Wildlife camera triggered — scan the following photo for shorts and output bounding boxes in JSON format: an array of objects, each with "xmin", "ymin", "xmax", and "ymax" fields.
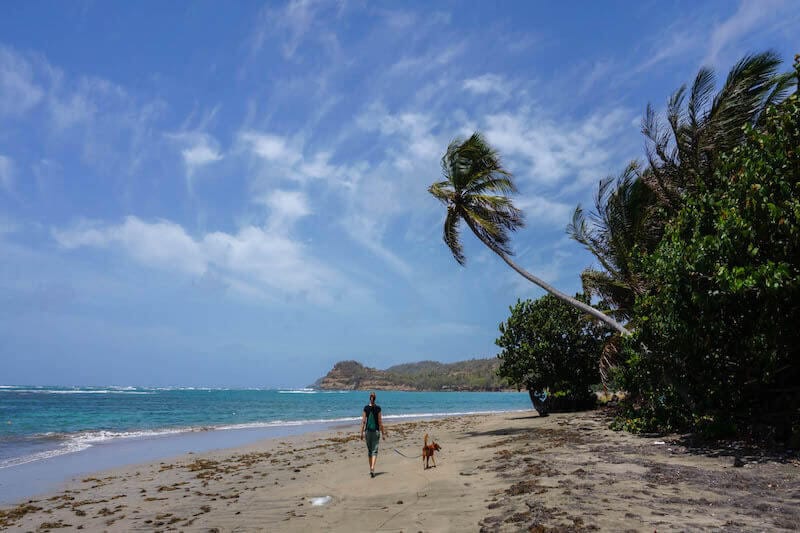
[{"xmin": 365, "ymin": 430, "xmax": 380, "ymax": 456}]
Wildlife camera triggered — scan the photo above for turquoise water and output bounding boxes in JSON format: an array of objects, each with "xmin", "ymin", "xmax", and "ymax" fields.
[{"xmin": 0, "ymin": 386, "xmax": 531, "ymax": 469}]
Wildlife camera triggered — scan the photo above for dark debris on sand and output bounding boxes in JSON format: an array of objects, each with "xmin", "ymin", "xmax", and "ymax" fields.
[{"xmin": 473, "ymin": 411, "xmax": 800, "ymax": 532}]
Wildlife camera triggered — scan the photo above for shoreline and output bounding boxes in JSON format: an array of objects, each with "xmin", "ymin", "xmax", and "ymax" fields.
[
  {"xmin": 3, "ymin": 410, "xmax": 799, "ymax": 531},
  {"xmin": 0, "ymin": 409, "xmax": 529, "ymax": 506}
]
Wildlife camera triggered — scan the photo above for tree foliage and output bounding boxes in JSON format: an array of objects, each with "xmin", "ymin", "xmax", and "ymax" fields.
[
  {"xmin": 571, "ymin": 51, "xmax": 794, "ymax": 324},
  {"xmin": 496, "ymin": 294, "xmax": 612, "ymax": 410},
  {"xmin": 619, "ymin": 61, "xmax": 800, "ymax": 437},
  {"xmin": 429, "ymin": 133, "xmax": 629, "ymax": 334}
]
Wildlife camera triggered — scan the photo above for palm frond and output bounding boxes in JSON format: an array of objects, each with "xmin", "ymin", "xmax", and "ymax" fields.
[
  {"xmin": 428, "ymin": 180, "xmax": 454, "ymax": 205},
  {"xmin": 464, "ymin": 175, "xmax": 516, "ymax": 196},
  {"xmin": 599, "ymin": 334, "xmax": 622, "ymax": 390},
  {"xmin": 756, "ymin": 71, "xmax": 796, "ymax": 125},
  {"xmin": 443, "ymin": 207, "xmax": 465, "ymax": 265},
  {"xmin": 462, "ymin": 204, "xmax": 515, "ymax": 256},
  {"xmin": 688, "ymin": 67, "xmax": 715, "ymax": 130},
  {"xmin": 567, "ymin": 205, "xmax": 590, "ymax": 247}
]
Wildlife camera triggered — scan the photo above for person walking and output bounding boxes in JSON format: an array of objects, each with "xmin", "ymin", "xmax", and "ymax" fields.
[{"xmin": 360, "ymin": 391, "xmax": 387, "ymax": 478}]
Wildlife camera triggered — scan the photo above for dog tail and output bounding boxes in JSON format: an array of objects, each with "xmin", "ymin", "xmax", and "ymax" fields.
[{"xmin": 424, "ymin": 433, "xmax": 429, "ymax": 446}]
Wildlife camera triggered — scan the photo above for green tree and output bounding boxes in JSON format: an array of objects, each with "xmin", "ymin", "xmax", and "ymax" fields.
[
  {"xmin": 621, "ymin": 56, "xmax": 800, "ymax": 437},
  {"xmin": 642, "ymin": 50, "xmax": 793, "ymax": 213},
  {"xmin": 496, "ymin": 294, "xmax": 612, "ymax": 410},
  {"xmin": 428, "ymin": 132, "xmax": 629, "ymax": 335},
  {"xmin": 570, "ymin": 51, "xmax": 794, "ymax": 324}
]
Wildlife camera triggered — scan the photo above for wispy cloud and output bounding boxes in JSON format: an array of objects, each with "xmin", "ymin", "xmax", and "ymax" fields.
[
  {"xmin": 462, "ymin": 74, "xmax": 512, "ymax": 98},
  {"xmin": 635, "ymin": 30, "xmax": 699, "ymax": 73},
  {"xmin": 705, "ymin": 0, "xmax": 795, "ymax": 65},
  {"xmin": 0, "ymin": 155, "xmax": 14, "ymax": 191},
  {"xmin": 249, "ymin": 0, "xmax": 345, "ymax": 61},
  {"xmin": 341, "ymin": 213, "xmax": 412, "ymax": 277},
  {"xmin": 0, "ymin": 47, "xmax": 44, "ymax": 116},
  {"xmin": 389, "ymin": 43, "xmax": 464, "ymax": 77},
  {"xmin": 356, "ymin": 105, "xmax": 442, "ymax": 166}
]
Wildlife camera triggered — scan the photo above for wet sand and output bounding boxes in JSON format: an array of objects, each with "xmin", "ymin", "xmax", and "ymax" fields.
[{"xmin": 2, "ymin": 410, "xmax": 799, "ymax": 531}]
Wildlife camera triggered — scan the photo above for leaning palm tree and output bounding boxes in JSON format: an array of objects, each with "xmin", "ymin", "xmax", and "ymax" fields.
[{"xmin": 428, "ymin": 132, "xmax": 630, "ymax": 335}]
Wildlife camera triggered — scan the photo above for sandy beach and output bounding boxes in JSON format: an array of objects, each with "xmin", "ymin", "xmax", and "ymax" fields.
[{"xmin": 2, "ymin": 409, "xmax": 799, "ymax": 532}]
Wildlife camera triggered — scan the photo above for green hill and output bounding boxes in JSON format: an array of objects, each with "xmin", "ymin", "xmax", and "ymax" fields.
[{"xmin": 314, "ymin": 358, "xmax": 509, "ymax": 391}]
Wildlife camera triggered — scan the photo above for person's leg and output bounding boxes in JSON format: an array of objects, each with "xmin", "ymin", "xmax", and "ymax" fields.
[
  {"xmin": 366, "ymin": 431, "xmax": 379, "ymax": 476},
  {"xmin": 372, "ymin": 434, "xmax": 380, "ymax": 473}
]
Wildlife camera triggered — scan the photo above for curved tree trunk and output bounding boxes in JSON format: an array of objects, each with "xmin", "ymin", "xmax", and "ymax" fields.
[{"xmin": 465, "ymin": 219, "xmax": 631, "ymax": 335}]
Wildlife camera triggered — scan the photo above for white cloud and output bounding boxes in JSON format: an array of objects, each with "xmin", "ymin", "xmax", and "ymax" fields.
[
  {"xmin": 239, "ymin": 130, "xmax": 361, "ymax": 191},
  {"xmin": 462, "ymin": 74, "xmax": 512, "ymax": 97},
  {"xmin": 357, "ymin": 107, "xmax": 441, "ymax": 163},
  {"xmin": 484, "ymin": 107, "xmax": 632, "ymax": 188},
  {"xmin": 299, "ymin": 151, "xmax": 335, "ymax": 180},
  {"xmin": 257, "ymin": 189, "xmax": 312, "ymax": 231},
  {"xmin": 54, "ymin": 217, "xmax": 206, "ymax": 275},
  {"xmin": 167, "ymin": 132, "xmax": 223, "ymax": 178},
  {"xmin": 516, "ymin": 196, "xmax": 573, "ymax": 224},
  {"xmin": 53, "ymin": 215, "xmax": 343, "ymax": 304},
  {"xmin": 240, "ymin": 131, "xmax": 302, "ymax": 166},
  {"xmin": 0, "ymin": 47, "xmax": 44, "ymax": 116},
  {"xmin": 184, "ymin": 141, "xmax": 222, "ymax": 169},
  {"xmin": 0, "ymin": 155, "xmax": 13, "ymax": 191}
]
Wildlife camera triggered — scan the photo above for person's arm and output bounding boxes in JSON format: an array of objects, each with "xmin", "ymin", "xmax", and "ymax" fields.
[
  {"xmin": 360, "ymin": 410, "xmax": 366, "ymax": 440},
  {"xmin": 378, "ymin": 411, "xmax": 387, "ymax": 438}
]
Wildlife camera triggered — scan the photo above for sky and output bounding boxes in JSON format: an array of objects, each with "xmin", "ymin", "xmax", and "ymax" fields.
[{"xmin": 1, "ymin": 1, "xmax": 798, "ymax": 388}]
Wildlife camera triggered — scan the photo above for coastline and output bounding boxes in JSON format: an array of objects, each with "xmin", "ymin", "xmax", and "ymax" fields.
[
  {"xmin": 0, "ymin": 408, "xmax": 526, "ymax": 507},
  {"xmin": 3, "ymin": 410, "xmax": 799, "ymax": 531}
]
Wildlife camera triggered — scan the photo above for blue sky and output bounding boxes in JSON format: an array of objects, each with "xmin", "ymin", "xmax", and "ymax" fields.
[{"xmin": 1, "ymin": 1, "xmax": 798, "ymax": 387}]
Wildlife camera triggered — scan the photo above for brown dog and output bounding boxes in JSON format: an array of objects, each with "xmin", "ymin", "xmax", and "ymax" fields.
[{"xmin": 422, "ymin": 433, "xmax": 441, "ymax": 469}]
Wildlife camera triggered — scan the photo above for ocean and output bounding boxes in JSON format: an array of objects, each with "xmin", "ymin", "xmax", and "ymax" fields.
[{"xmin": 0, "ymin": 385, "xmax": 532, "ymax": 502}]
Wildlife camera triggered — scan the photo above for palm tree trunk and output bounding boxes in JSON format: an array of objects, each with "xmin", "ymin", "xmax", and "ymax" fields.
[{"xmin": 465, "ymin": 220, "xmax": 631, "ymax": 335}]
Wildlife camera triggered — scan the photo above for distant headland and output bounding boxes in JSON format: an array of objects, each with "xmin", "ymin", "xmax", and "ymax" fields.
[{"xmin": 311, "ymin": 359, "xmax": 511, "ymax": 391}]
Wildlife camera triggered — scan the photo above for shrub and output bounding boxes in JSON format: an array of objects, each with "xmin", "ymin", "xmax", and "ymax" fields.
[
  {"xmin": 622, "ymin": 69, "xmax": 800, "ymax": 438},
  {"xmin": 496, "ymin": 294, "xmax": 612, "ymax": 411}
]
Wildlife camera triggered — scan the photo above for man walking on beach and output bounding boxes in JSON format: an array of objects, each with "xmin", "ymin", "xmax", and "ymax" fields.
[{"xmin": 361, "ymin": 391, "xmax": 387, "ymax": 478}]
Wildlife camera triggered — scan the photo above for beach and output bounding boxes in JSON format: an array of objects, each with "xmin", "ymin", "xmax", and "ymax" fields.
[{"xmin": 2, "ymin": 409, "xmax": 799, "ymax": 531}]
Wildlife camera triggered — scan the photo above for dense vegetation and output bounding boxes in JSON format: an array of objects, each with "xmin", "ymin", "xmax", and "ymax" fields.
[
  {"xmin": 617, "ymin": 59, "xmax": 800, "ymax": 438},
  {"xmin": 315, "ymin": 359, "xmax": 509, "ymax": 391},
  {"xmin": 496, "ymin": 294, "xmax": 612, "ymax": 411},
  {"xmin": 431, "ymin": 51, "xmax": 799, "ymax": 440}
]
